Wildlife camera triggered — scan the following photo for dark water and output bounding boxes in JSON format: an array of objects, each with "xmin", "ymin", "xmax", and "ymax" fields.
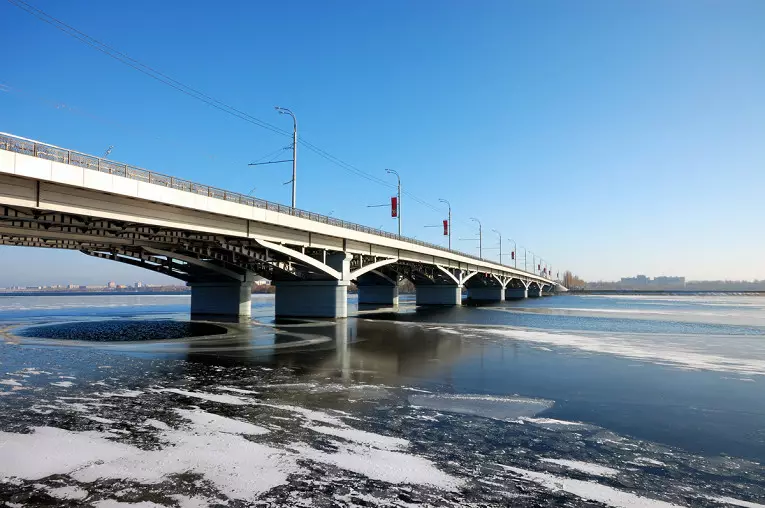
[{"xmin": 1, "ymin": 293, "xmax": 764, "ymax": 507}]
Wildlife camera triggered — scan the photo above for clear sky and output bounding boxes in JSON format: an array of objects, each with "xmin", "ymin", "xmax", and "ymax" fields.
[{"xmin": 1, "ymin": 0, "xmax": 763, "ymax": 285}]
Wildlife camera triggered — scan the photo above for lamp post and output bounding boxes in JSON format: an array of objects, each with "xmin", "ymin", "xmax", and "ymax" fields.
[
  {"xmin": 385, "ymin": 169, "xmax": 401, "ymax": 236},
  {"xmin": 507, "ymin": 238, "xmax": 517, "ymax": 268},
  {"xmin": 491, "ymin": 229, "xmax": 502, "ymax": 263},
  {"xmin": 470, "ymin": 217, "xmax": 482, "ymax": 259},
  {"xmin": 439, "ymin": 198, "xmax": 451, "ymax": 250},
  {"xmin": 274, "ymin": 106, "xmax": 297, "ymax": 208}
]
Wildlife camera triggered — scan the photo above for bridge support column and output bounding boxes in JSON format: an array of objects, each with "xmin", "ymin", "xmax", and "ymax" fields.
[
  {"xmin": 358, "ymin": 285, "xmax": 399, "ymax": 306},
  {"xmin": 527, "ymin": 287, "xmax": 543, "ymax": 298},
  {"xmin": 467, "ymin": 287, "xmax": 505, "ymax": 302},
  {"xmin": 416, "ymin": 284, "xmax": 462, "ymax": 306},
  {"xmin": 190, "ymin": 274, "xmax": 255, "ymax": 322},
  {"xmin": 505, "ymin": 288, "xmax": 528, "ymax": 300},
  {"xmin": 274, "ymin": 281, "xmax": 350, "ymax": 318}
]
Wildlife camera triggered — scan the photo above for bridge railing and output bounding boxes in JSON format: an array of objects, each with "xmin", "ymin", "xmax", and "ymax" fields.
[{"xmin": 0, "ymin": 133, "xmax": 548, "ymax": 280}]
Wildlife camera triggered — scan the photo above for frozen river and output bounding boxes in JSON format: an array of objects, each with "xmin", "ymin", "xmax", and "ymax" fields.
[{"xmin": 0, "ymin": 292, "xmax": 763, "ymax": 507}]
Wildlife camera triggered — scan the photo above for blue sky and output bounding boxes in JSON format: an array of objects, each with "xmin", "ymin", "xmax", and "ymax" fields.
[{"xmin": 1, "ymin": 0, "xmax": 764, "ymax": 285}]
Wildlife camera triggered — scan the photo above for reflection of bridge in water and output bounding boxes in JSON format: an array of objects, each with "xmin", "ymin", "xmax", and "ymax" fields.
[
  {"xmin": 0, "ymin": 133, "xmax": 562, "ymax": 321},
  {"xmin": 177, "ymin": 318, "xmax": 468, "ymax": 385}
]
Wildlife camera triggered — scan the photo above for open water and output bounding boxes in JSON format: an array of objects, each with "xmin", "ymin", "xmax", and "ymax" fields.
[{"xmin": 0, "ymin": 292, "xmax": 763, "ymax": 507}]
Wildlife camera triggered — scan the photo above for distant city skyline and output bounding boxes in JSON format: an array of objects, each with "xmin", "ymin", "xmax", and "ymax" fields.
[{"xmin": 1, "ymin": 1, "xmax": 763, "ymax": 281}]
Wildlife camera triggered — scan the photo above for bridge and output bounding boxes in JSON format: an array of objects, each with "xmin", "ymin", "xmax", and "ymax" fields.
[{"xmin": 0, "ymin": 132, "xmax": 561, "ymax": 320}]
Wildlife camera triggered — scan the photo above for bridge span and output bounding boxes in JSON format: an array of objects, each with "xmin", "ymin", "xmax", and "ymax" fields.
[{"xmin": 0, "ymin": 133, "xmax": 561, "ymax": 320}]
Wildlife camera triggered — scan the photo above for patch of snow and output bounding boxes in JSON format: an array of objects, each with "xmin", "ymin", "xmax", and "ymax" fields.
[
  {"xmin": 706, "ymin": 496, "xmax": 765, "ymax": 508},
  {"xmin": 261, "ymin": 403, "xmax": 345, "ymax": 426},
  {"xmin": 175, "ymin": 408, "xmax": 269, "ymax": 436},
  {"xmin": 50, "ymin": 381, "xmax": 74, "ymax": 388},
  {"xmin": 0, "ymin": 427, "xmax": 139, "ymax": 480},
  {"xmin": 306, "ymin": 424, "xmax": 408, "ymax": 450},
  {"xmin": 72, "ymin": 408, "xmax": 298, "ymax": 502},
  {"xmin": 540, "ymin": 458, "xmax": 619, "ymax": 477},
  {"xmin": 84, "ymin": 415, "xmax": 116, "ymax": 424},
  {"xmin": 96, "ymin": 390, "xmax": 143, "ymax": 398},
  {"xmin": 0, "ymin": 379, "xmax": 22, "ymax": 386},
  {"xmin": 153, "ymin": 388, "xmax": 251, "ymax": 405},
  {"xmin": 216, "ymin": 386, "xmax": 260, "ymax": 394},
  {"xmin": 291, "ymin": 443, "xmax": 462, "ymax": 490},
  {"xmin": 171, "ymin": 494, "xmax": 213, "ymax": 508},
  {"xmin": 632, "ymin": 457, "xmax": 666, "ymax": 467},
  {"xmin": 499, "ymin": 464, "xmax": 681, "ymax": 507},
  {"xmin": 93, "ymin": 501, "xmax": 165, "ymax": 508},
  {"xmin": 46, "ymin": 485, "xmax": 89, "ymax": 500},
  {"xmin": 143, "ymin": 419, "xmax": 170, "ymax": 431}
]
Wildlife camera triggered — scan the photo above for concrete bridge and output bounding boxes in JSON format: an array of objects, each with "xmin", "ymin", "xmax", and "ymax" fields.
[{"xmin": 0, "ymin": 132, "xmax": 562, "ymax": 320}]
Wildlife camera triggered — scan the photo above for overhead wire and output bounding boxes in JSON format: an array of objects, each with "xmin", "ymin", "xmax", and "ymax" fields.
[{"xmin": 7, "ymin": 0, "xmax": 507, "ymax": 246}]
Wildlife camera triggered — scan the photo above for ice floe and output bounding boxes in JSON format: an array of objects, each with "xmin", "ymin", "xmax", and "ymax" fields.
[
  {"xmin": 306, "ymin": 424, "xmax": 409, "ymax": 451},
  {"xmin": 539, "ymin": 458, "xmax": 620, "ymax": 477},
  {"xmin": 409, "ymin": 393, "xmax": 553, "ymax": 420},
  {"xmin": 479, "ymin": 327, "xmax": 765, "ymax": 376},
  {"xmin": 500, "ymin": 464, "xmax": 681, "ymax": 507}
]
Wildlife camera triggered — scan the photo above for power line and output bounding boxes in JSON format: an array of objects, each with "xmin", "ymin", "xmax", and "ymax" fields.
[
  {"xmin": 7, "ymin": 0, "xmax": 498, "ymax": 238},
  {"xmin": 7, "ymin": 0, "xmax": 395, "ymax": 189}
]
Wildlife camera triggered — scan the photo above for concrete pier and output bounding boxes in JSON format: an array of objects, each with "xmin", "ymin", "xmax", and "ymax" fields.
[
  {"xmin": 466, "ymin": 286, "xmax": 505, "ymax": 302},
  {"xmin": 190, "ymin": 276, "xmax": 255, "ymax": 321},
  {"xmin": 527, "ymin": 287, "xmax": 543, "ymax": 298},
  {"xmin": 505, "ymin": 288, "xmax": 528, "ymax": 300},
  {"xmin": 357, "ymin": 285, "xmax": 399, "ymax": 306},
  {"xmin": 416, "ymin": 284, "xmax": 462, "ymax": 305},
  {"xmin": 274, "ymin": 281, "xmax": 350, "ymax": 318}
]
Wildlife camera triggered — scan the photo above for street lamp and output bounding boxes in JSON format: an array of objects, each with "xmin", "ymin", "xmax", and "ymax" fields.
[
  {"xmin": 439, "ymin": 198, "xmax": 451, "ymax": 250},
  {"xmin": 529, "ymin": 251, "xmax": 537, "ymax": 274},
  {"xmin": 491, "ymin": 229, "xmax": 502, "ymax": 263},
  {"xmin": 507, "ymin": 238, "xmax": 517, "ymax": 268},
  {"xmin": 385, "ymin": 169, "xmax": 401, "ymax": 236},
  {"xmin": 470, "ymin": 217, "xmax": 482, "ymax": 259},
  {"xmin": 275, "ymin": 106, "xmax": 297, "ymax": 208},
  {"xmin": 518, "ymin": 246, "xmax": 528, "ymax": 272}
]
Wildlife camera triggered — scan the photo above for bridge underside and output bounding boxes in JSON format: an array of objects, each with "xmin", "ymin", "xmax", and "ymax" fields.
[{"xmin": 0, "ymin": 204, "xmax": 553, "ymax": 320}]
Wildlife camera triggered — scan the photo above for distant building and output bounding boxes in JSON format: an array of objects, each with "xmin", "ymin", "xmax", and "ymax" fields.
[
  {"xmin": 620, "ymin": 275, "xmax": 649, "ymax": 286},
  {"xmin": 68, "ymin": 284, "xmax": 79, "ymax": 289},
  {"xmin": 135, "ymin": 282, "xmax": 143, "ymax": 288},
  {"xmin": 618, "ymin": 275, "xmax": 686, "ymax": 289},
  {"xmin": 653, "ymin": 276, "xmax": 685, "ymax": 287},
  {"xmin": 107, "ymin": 281, "xmax": 117, "ymax": 289}
]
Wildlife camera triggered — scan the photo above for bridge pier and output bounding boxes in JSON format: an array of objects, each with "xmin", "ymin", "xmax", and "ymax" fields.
[
  {"xmin": 466, "ymin": 287, "xmax": 505, "ymax": 302},
  {"xmin": 274, "ymin": 280, "xmax": 350, "ymax": 318},
  {"xmin": 527, "ymin": 287, "xmax": 543, "ymax": 298},
  {"xmin": 416, "ymin": 284, "xmax": 462, "ymax": 306},
  {"xmin": 505, "ymin": 288, "xmax": 528, "ymax": 300},
  {"xmin": 190, "ymin": 275, "xmax": 255, "ymax": 322},
  {"xmin": 357, "ymin": 285, "xmax": 399, "ymax": 306}
]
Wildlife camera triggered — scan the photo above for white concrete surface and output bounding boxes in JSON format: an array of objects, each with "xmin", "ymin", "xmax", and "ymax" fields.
[{"xmin": 0, "ymin": 149, "xmax": 556, "ymax": 288}]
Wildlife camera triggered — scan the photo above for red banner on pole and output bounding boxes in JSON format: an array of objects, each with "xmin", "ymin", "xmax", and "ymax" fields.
[
  {"xmin": 511, "ymin": 251, "xmax": 515, "ymax": 260},
  {"xmin": 391, "ymin": 197, "xmax": 398, "ymax": 217},
  {"xmin": 443, "ymin": 219, "xmax": 448, "ymax": 236}
]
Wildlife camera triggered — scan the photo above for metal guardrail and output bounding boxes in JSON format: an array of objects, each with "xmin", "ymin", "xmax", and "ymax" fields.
[{"xmin": 0, "ymin": 133, "xmax": 548, "ymax": 280}]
